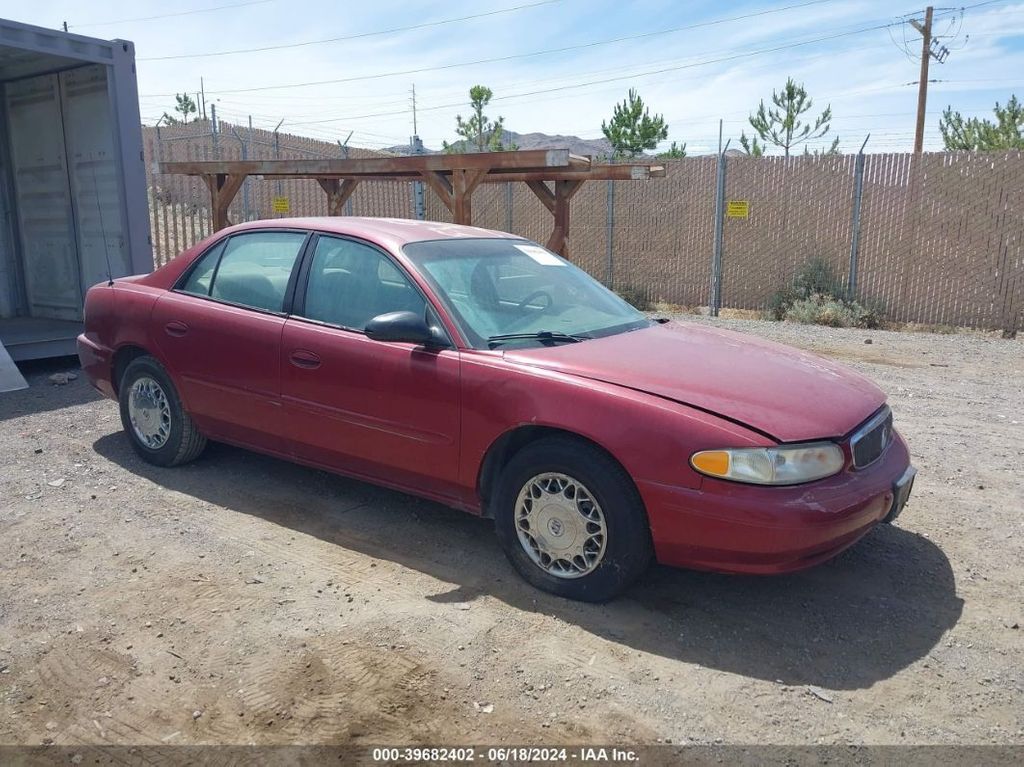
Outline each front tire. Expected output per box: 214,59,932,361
119,355,206,467
494,437,652,602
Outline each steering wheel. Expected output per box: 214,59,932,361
517,290,554,312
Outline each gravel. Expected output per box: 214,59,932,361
1,318,1021,746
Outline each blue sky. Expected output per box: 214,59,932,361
6,0,1024,153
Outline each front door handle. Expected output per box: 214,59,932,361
164,321,188,337
289,349,322,369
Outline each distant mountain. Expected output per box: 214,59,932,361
500,130,613,157
384,130,613,158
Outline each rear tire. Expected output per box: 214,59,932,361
494,437,652,602
119,355,206,467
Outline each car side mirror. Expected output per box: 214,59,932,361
364,311,440,346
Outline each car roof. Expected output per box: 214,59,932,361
227,216,523,251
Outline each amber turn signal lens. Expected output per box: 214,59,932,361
690,442,845,485
690,450,731,477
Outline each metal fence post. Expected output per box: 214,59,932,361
229,123,250,221
273,119,284,218
411,134,425,219
505,182,513,233
210,104,218,159
339,140,354,216
605,180,615,286
847,134,870,298
710,150,728,316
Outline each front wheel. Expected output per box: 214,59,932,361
119,355,207,467
494,437,652,602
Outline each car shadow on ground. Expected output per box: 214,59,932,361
94,433,963,691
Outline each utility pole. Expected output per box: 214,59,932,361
411,83,419,138
910,6,952,153
410,84,425,219
199,77,207,121
911,7,933,153
909,7,950,154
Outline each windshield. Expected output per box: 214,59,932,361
403,238,649,349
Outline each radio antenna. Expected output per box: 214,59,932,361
88,156,115,286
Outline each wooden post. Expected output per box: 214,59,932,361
451,168,487,225
528,180,582,257
317,178,361,216
203,173,247,231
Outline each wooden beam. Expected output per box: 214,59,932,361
160,149,573,179
461,167,488,196
420,171,453,213
525,180,555,214
545,180,584,258
203,172,247,231
482,165,665,183
317,178,361,216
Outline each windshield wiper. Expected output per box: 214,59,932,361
487,330,591,348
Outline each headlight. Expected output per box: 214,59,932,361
690,442,845,486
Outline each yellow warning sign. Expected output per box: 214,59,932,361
726,200,750,218
272,196,291,214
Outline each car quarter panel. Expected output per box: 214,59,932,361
78,281,163,398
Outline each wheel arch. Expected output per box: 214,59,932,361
476,425,645,520
111,344,152,396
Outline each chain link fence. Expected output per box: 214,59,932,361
144,124,1023,333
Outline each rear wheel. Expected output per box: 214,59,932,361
494,437,652,602
119,355,206,467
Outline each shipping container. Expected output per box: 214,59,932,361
0,18,152,360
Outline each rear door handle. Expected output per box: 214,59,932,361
289,349,322,369
164,321,188,337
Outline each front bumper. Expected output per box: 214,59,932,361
639,433,914,574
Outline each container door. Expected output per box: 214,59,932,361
61,65,130,293
5,74,81,321
0,106,18,319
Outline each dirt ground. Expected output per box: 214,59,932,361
1,317,1022,749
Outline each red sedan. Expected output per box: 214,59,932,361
78,217,915,602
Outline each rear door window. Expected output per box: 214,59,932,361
180,232,307,313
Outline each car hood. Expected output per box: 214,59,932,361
503,321,887,442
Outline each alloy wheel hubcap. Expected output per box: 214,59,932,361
514,472,607,579
128,376,172,450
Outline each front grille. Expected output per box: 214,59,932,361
850,407,893,469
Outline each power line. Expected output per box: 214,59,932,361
134,12,1024,111
140,0,565,61
202,29,903,112
138,0,1015,150
265,39,904,126
282,14,952,127
69,0,276,29
139,0,841,95
375,1,1009,129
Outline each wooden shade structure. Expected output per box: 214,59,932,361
160,149,665,257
